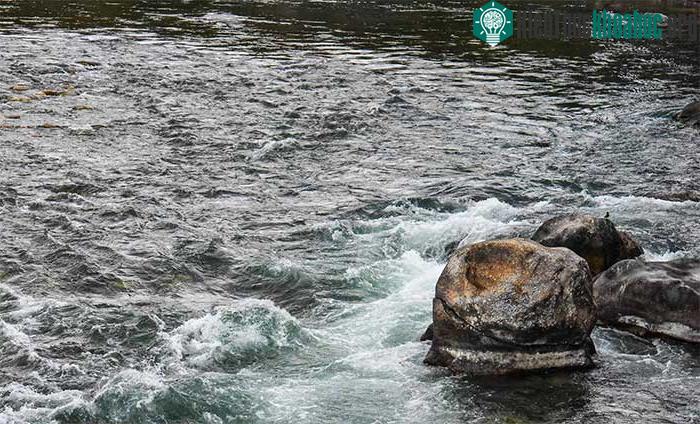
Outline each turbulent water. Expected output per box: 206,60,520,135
0,1,699,423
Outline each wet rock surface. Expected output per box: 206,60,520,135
425,239,596,375
531,214,643,275
594,258,700,343
619,231,644,260
675,100,700,126
420,323,434,341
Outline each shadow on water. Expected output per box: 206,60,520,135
443,371,591,422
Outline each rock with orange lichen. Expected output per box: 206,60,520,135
424,238,596,375
532,214,642,275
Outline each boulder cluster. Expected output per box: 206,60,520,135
423,213,699,375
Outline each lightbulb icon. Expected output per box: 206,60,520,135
473,1,513,47
480,7,507,46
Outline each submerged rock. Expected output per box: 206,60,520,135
531,214,642,275
675,100,700,126
424,239,596,375
594,258,700,343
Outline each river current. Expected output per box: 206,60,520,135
0,1,699,423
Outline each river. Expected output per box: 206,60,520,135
0,1,699,423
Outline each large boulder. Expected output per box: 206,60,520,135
594,258,700,343
424,239,596,375
531,214,642,275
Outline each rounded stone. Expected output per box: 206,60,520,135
594,258,700,343
424,238,596,375
531,214,642,275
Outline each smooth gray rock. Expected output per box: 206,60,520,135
532,214,643,275
594,258,700,343
424,239,596,375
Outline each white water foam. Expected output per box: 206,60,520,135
334,197,530,258
161,298,309,371
325,250,443,348
643,250,691,262
251,137,299,160
0,284,78,372
0,383,87,424
589,194,699,210
400,197,523,249
250,250,454,423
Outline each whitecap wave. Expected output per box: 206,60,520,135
160,299,310,371
397,197,523,250
321,197,529,259
0,320,41,365
251,137,299,160
0,383,87,424
89,368,263,424
587,194,699,211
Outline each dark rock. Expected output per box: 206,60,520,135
420,323,433,341
531,213,642,275
424,239,596,375
594,258,700,343
675,100,700,126
619,231,644,259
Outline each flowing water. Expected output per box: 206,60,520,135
1,1,699,423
